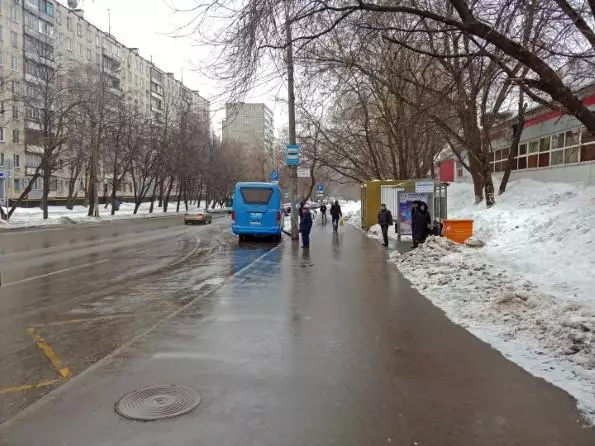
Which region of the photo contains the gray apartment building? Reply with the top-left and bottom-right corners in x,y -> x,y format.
0,0 -> 210,204
222,102 -> 274,179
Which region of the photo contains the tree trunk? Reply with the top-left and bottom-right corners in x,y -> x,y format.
183,182 -> 189,211
176,183 -> 182,213
41,159 -> 51,220
500,96 -> 527,195
149,184 -> 156,214
163,178 -> 174,212
110,177 -> 118,216
157,178 -> 164,208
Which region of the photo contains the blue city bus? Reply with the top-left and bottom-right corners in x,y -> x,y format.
231,182 -> 284,242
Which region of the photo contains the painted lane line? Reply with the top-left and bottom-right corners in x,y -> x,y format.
0,242 -> 282,429
0,379 -> 60,396
26,327 -> 71,379
1,259 -> 110,288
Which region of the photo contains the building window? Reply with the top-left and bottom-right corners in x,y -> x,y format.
87,48 -> 92,60
44,1 -> 54,17
66,37 -> 72,51
11,2 -> 18,22
11,31 -> 18,48
67,16 -> 72,31
96,35 -> 100,47
96,53 -> 100,64
0,128 -> 4,142
13,129 -> 19,144
11,80 -> 17,94
0,26 -> 3,42
12,105 -> 18,119
14,178 -> 21,192
13,153 -> 20,167
11,55 -> 18,71
77,22 -> 82,37
0,152 -> 3,166
56,10 -> 61,24
78,43 -> 83,56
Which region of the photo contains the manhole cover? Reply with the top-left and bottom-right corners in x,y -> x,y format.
115,385 -> 201,421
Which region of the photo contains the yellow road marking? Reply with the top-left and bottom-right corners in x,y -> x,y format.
26,327 -> 71,379
137,288 -> 179,310
0,379 -> 60,395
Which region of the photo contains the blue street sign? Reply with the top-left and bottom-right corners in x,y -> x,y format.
285,144 -> 301,166
317,184 -> 324,192
0,171 -> 3,178
271,170 -> 279,181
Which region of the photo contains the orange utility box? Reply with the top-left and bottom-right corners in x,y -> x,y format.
443,220 -> 473,244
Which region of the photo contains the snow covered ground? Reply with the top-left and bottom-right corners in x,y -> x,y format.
0,201 -> 208,228
344,179 -> 595,423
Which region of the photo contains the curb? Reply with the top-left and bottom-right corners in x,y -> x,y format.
0,212 -> 184,233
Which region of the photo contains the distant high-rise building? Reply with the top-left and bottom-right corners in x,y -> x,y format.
222,103 -> 274,178
0,0 -> 210,204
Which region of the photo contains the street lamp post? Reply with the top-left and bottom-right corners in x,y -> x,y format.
285,6 -> 299,240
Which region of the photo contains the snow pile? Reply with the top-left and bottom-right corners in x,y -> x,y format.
391,179 -> 595,422
341,201 -> 361,226
1,201 -> 203,228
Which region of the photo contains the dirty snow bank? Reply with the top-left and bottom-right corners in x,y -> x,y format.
1,201 -> 206,228
391,178 -> 595,422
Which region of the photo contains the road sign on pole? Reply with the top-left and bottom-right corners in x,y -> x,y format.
316,184 -> 324,195
271,170 -> 279,182
297,167 -> 310,178
285,144 -> 300,166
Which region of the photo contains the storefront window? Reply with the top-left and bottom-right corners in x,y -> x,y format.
529,140 -> 539,153
552,133 -> 565,149
551,150 -> 564,165
539,137 -> 550,152
565,146 -> 579,163
565,129 -> 579,147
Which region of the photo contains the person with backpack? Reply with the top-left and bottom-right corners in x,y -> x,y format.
330,200 -> 342,232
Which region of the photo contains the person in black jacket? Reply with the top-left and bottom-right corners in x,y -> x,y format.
377,203 -> 393,247
300,204 -> 313,248
330,200 -> 342,232
412,202 -> 431,248
320,202 -> 327,224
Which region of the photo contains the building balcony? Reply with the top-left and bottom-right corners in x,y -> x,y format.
24,26 -> 55,45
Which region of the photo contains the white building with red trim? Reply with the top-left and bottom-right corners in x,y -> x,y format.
437,87 -> 595,185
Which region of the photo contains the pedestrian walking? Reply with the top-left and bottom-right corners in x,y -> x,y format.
320,202 -> 327,224
377,203 -> 393,247
330,200 -> 342,232
412,202 -> 431,248
300,204 -> 313,248
299,200 -> 305,223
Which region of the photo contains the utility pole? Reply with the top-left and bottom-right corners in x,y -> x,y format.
285,4 -> 299,240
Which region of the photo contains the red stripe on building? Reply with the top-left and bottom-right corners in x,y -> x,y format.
524,94 -> 595,128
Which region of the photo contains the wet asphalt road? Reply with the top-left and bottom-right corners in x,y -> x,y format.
1,223 -> 594,445
0,214 -> 270,423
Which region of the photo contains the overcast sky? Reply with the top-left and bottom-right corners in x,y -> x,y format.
57,0 -> 289,135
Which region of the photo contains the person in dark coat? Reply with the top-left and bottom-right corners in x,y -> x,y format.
298,200 -> 305,222
300,204 -> 313,248
412,202 -> 431,248
377,203 -> 393,247
320,202 -> 327,224
330,200 -> 342,232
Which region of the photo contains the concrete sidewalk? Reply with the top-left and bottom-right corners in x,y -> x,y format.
1,224 -> 594,445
